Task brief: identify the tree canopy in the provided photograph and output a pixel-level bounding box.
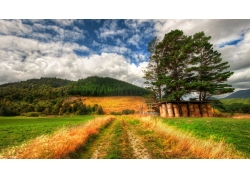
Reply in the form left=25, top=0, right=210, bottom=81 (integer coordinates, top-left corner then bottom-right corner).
left=144, top=30, right=234, bottom=101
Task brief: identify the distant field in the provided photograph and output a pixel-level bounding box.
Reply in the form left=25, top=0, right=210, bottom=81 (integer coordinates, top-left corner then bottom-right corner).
left=65, top=96, right=147, bottom=114
left=220, top=98, right=250, bottom=105
left=0, top=115, right=94, bottom=151
left=162, top=117, right=250, bottom=157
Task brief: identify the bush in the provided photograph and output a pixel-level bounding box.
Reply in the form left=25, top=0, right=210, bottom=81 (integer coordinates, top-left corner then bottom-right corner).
left=26, top=112, right=39, bottom=117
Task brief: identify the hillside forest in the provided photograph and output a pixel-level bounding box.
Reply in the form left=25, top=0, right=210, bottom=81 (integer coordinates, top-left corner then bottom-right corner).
left=0, top=76, right=150, bottom=116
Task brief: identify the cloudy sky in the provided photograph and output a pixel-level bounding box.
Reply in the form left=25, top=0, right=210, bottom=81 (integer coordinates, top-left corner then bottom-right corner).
left=0, top=19, right=250, bottom=96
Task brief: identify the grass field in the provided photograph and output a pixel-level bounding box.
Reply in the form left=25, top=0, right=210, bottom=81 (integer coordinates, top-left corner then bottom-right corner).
left=161, top=117, right=250, bottom=157
left=220, top=98, right=250, bottom=105
left=0, top=115, right=95, bottom=151
left=1, top=115, right=249, bottom=159
left=64, top=96, right=147, bottom=114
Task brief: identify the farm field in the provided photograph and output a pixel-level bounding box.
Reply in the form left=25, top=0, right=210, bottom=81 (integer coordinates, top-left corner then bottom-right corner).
left=0, top=115, right=249, bottom=159
left=64, top=96, right=147, bottom=114
left=0, top=115, right=95, bottom=151
left=162, top=117, right=250, bottom=157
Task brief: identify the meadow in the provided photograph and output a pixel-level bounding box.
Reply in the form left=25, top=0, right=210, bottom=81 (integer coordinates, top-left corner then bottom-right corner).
left=0, top=115, right=249, bottom=159
left=162, top=117, right=250, bottom=157
left=0, top=115, right=95, bottom=151
left=64, top=96, right=147, bottom=114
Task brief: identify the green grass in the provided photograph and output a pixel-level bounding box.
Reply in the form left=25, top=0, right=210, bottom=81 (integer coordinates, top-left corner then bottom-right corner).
left=0, top=115, right=95, bottom=151
left=162, top=117, right=250, bottom=157
left=221, top=98, right=250, bottom=105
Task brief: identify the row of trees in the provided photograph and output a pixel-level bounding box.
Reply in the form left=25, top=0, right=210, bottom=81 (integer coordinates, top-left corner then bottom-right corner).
left=0, top=99, right=104, bottom=116
left=68, top=76, right=150, bottom=96
left=144, top=30, right=234, bottom=101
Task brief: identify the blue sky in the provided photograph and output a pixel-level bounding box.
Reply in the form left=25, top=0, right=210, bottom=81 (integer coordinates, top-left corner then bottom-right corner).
left=0, top=19, right=250, bottom=98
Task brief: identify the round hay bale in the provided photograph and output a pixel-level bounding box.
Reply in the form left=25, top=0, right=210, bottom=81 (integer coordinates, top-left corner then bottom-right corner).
left=173, top=104, right=180, bottom=117
left=189, top=103, right=195, bottom=117
left=194, top=104, right=201, bottom=117
left=206, top=104, right=213, bottom=117
left=180, top=104, right=188, bottom=117
left=167, top=103, right=174, bottom=117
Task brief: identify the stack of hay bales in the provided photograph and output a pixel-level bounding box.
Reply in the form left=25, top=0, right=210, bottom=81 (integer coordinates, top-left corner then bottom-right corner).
left=167, top=103, right=174, bottom=117
left=206, top=104, right=213, bottom=117
left=180, top=104, right=188, bottom=117
left=201, top=104, right=209, bottom=117
left=173, top=104, right=180, bottom=117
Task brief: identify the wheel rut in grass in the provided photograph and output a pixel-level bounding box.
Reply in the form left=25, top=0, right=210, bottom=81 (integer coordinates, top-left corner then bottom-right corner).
left=90, top=119, right=118, bottom=159
left=122, top=118, right=151, bottom=159
left=125, top=128, right=151, bottom=159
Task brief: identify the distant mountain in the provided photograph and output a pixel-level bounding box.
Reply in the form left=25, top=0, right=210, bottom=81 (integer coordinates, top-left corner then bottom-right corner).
left=67, top=76, right=150, bottom=96
left=224, top=89, right=250, bottom=99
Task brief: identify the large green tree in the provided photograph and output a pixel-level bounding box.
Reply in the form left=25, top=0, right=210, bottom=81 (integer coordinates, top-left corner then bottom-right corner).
left=156, top=29, right=194, bottom=101
left=143, top=30, right=234, bottom=101
left=187, top=31, right=234, bottom=101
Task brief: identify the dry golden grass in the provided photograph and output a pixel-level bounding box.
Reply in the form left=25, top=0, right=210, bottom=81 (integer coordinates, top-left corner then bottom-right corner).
left=233, top=114, right=250, bottom=119
left=132, top=115, right=245, bottom=159
left=0, top=116, right=115, bottom=159
left=65, top=96, right=147, bottom=114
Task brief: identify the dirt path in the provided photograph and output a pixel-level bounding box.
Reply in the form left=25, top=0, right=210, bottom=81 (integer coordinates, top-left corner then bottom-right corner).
left=89, top=117, right=151, bottom=159
left=90, top=119, right=118, bottom=159
left=125, top=128, right=151, bottom=159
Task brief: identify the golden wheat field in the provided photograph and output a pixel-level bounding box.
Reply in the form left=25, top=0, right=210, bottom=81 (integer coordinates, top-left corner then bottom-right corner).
left=65, top=96, right=147, bottom=114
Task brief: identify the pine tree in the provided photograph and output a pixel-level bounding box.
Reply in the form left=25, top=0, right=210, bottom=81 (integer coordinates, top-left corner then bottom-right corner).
left=187, top=31, right=234, bottom=100
left=156, top=29, right=194, bottom=101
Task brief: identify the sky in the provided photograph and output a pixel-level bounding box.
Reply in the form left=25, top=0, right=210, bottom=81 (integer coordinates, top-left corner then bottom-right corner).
left=1, top=19, right=250, bottom=94
left=1, top=0, right=250, bottom=99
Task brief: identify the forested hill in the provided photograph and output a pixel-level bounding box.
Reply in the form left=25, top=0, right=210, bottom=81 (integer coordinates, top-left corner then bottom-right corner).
left=224, top=89, right=250, bottom=98
left=67, top=76, right=150, bottom=96
left=0, top=76, right=149, bottom=116
left=0, top=77, right=73, bottom=101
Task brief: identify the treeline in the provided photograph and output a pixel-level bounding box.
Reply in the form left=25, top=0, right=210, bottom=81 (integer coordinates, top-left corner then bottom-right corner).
left=67, top=76, right=150, bottom=96
left=0, top=77, right=71, bottom=102
left=0, top=99, right=104, bottom=116
left=110, top=109, right=135, bottom=115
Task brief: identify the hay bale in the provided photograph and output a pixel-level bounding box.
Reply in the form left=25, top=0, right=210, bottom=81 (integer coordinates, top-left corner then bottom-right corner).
left=180, top=104, right=188, bottom=117
left=189, top=103, right=195, bottom=117
left=194, top=104, right=201, bottom=117
left=167, top=103, right=174, bottom=117
left=206, top=104, right=213, bottom=117
left=201, top=104, right=208, bottom=117
left=162, top=103, right=167, bottom=117
left=173, top=104, right=180, bottom=117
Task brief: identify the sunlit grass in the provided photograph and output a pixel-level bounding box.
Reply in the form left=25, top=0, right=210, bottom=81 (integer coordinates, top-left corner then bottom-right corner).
left=65, top=96, right=147, bottom=114
left=0, top=116, right=114, bottom=159
left=131, top=115, right=245, bottom=159
left=0, top=115, right=95, bottom=151
left=161, top=117, right=250, bottom=157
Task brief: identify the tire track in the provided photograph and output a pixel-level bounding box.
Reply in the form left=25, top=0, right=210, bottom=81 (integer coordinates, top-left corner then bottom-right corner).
left=123, top=118, right=151, bottom=159
left=90, top=119, right=118, bottom=159
left=126, top=130, right=151, bottom=159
